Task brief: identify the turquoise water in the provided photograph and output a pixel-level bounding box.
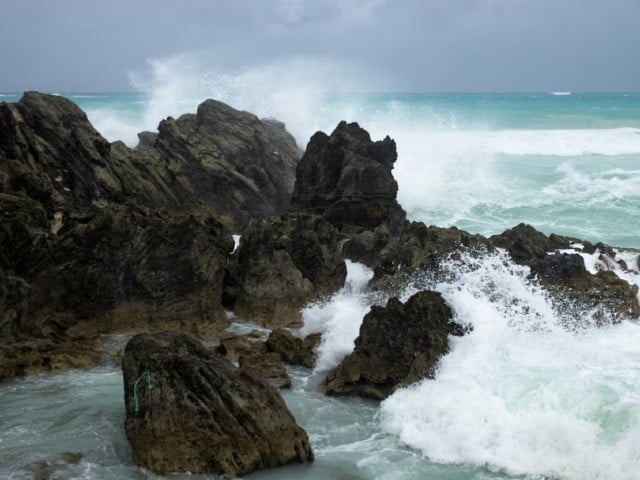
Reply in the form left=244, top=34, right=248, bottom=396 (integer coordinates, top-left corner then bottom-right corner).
left=2, top=91, right=640, bottom=479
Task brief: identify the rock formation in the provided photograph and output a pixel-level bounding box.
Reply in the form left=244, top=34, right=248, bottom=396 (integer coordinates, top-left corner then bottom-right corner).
left=291, top=121, right=406, bottom=236
left=0, top=92, right=300, bottom=379
left=324, top=290, right=466, bottom=400
left=228, top=212, right=347, bottom=327
left=122, top=331, right=313, bottom=476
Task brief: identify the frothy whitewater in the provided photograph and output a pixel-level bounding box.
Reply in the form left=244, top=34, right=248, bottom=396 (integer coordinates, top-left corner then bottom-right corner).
left=2, top=81, right=640, bottom=479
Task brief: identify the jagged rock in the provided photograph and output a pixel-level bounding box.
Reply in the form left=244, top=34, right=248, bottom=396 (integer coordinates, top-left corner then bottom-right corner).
left=150, top=99, right=300, bottom=232
left=229, top=212, right=347, bottom=327
left=239, top=351, right=292, bottom=389
left=123, top=331, right=313, bottom=476
left=266, top=328, right=321, bottom=368
left=324, top=290, right=465, bottom=400
left=371, top=221, right=493, bottom=291
left=491, top=223, right=640, bottom=321
left=291, top=121, right=406, bottom=235
left=342, top=224, right=392, bottom=268
left=215, top=334, right=268, bottom=363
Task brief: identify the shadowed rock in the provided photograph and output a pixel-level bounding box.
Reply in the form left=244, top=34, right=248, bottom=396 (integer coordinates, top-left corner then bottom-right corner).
left=229, top=212, right=347, bottom=327
left=123, top=331, right=313, bottom=476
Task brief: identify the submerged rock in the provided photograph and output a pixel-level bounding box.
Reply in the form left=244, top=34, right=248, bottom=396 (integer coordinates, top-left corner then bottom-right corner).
left=122, top=331, right=313, bottom=476
left=291, top=121, right=406, bottom=236
left=324, top=290, right=466, bottom=400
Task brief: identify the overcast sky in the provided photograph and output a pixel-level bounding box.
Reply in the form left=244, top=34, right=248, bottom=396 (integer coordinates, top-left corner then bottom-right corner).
left=1, top=0, right=639, bottom=93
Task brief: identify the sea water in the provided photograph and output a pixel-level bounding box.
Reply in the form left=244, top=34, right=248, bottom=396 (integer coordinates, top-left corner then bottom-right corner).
left=2, top=87, right=640, bottom=480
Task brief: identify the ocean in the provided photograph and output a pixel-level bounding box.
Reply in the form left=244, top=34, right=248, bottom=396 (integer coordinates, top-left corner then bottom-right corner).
left=1, top=91, right=640, bottom=479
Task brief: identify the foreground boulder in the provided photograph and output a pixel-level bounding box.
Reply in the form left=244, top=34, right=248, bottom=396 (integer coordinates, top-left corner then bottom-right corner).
left=291, top=121, right=406, bottom=236
left=123, top=331, right=313, bottom=476
left=324, top=291, right=466, bottom=400
left=227, top=212, right=347, bottom=327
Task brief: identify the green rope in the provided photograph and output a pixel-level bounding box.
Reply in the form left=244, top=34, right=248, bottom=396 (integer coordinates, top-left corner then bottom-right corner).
left=133, top=369, right=153, bottom=414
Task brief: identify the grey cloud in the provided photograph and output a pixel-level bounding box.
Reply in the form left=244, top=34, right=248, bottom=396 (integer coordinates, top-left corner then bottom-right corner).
left=0, top=0, right=638, bottom=92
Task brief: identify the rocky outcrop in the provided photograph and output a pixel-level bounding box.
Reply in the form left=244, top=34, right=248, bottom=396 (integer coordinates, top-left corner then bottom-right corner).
left=491, top=224, right=640, bottom=321
left=228, top=212, right=347, bottom=327
left=266, top=328, right=321, bottom=368
left=291, top=121, right=405, bottom=236
left=123, top=331, right=313, bottom=476
left=0, top=92, right=302, bottom=380
left=324, top=291, right=465, bottom=400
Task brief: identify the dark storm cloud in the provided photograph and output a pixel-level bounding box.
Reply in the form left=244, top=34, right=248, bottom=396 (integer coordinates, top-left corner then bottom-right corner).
left=1, top=0, right=639, bottom=92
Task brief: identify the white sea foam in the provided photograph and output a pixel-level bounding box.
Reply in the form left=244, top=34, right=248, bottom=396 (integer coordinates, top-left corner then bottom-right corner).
left=551, top=91, right=572, bottom=95
left=301, top=260, right=374, bottom=373
left=379, top=250, right=640, bottom=480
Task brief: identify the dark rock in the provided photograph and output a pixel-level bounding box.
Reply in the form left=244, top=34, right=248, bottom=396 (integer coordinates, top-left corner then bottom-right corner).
left=151, top=99, right=301, bottom=232
left=123, top=331, right=313, bottom=476
left=342, top=224, right=392, bottom=268
left=490, top=223, right=570, bottom=264
left=291, top=121, right=406, bottom=235
left=135, top=130, right=157, bottom=149
left=230, top=212, right=347, bottom=327
left=239, top=351, right=292, bottom=389
left=324, top=290, right=464, bottom=400
left=215, top=334, right=268, bottom=363
left=266, top=328, right=321, bottom=368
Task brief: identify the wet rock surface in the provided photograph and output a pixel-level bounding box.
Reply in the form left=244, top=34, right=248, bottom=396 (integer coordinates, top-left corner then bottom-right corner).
left=324, top=290, right=465, bottom=400
left=122, top=331, right=313, bottom=476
